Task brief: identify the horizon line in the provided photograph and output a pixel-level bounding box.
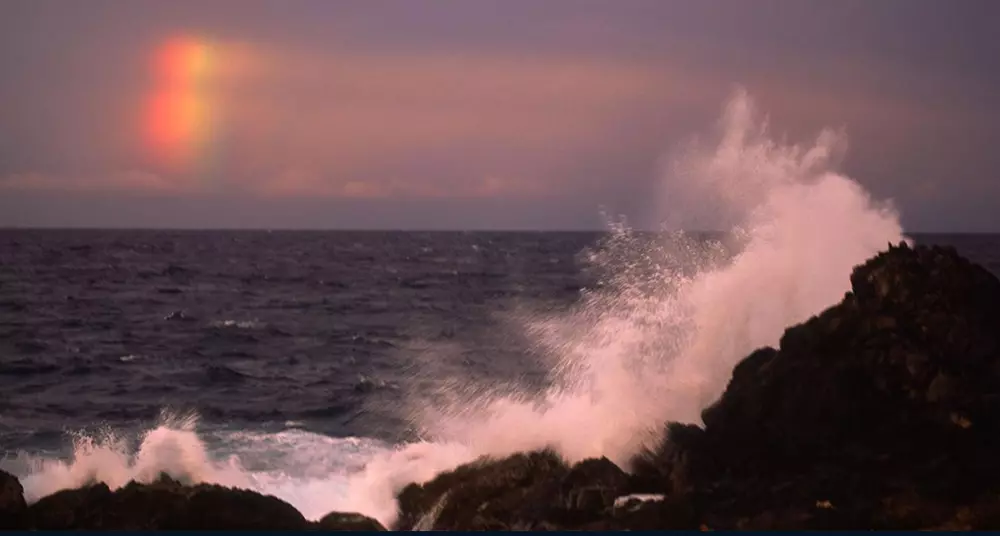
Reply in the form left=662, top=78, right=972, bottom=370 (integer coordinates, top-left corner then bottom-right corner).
left=0, top=226, right=995, bottom=236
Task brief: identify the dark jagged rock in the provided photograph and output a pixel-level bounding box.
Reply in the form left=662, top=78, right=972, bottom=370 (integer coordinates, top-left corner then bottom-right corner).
left=316, top=511, right=387, bottom=531
left=636, top=243, right=1000, bottom=529
left=25, top=473, right=308, bottom=530
left=558, top=457, right=629, bottom=513
left=395, top=450, right=568, bottom=530
left=25, top=483, right=114, bottom=530
left=11, top=471, right=385, bottom=530
left=9, top=470, right=388, bottom=531
left=0, top=470, right=27, bottom=529
left=396, top=450, right=645, bottom=530
left=629, top=422, right=708, bottom=495
left=395, top=449, right=698, bottom=531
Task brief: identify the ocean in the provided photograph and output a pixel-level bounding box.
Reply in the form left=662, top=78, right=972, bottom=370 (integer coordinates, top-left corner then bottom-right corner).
left=2, top=229, right=999, bottom=525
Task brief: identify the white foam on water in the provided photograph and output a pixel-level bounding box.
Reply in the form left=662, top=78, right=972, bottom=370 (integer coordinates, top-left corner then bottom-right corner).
left=613, top=493, right=666, bottom=510
left=15, top=413, right=251, bottom=503
left=9, top=412, right=475, bottom=528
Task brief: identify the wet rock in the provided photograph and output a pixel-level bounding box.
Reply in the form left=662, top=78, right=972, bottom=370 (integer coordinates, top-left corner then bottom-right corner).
left=26, top=474, right=308, bottom=530
left=396, top=449, right=651, bottom=530
left=316, top=511, right=387, bottom=531
left=27, top=483, right=114, bottom=530
left=560, top=457, right=629, bottom=510
left=632, top=243, right=1000, bottom=529
left=602, top=493, right=699, bottom=530
left=629, top=422, right=707, bottom=494
left=395, top=450, right=569, bottom=530
left=0, top=470, right=26, bottom=529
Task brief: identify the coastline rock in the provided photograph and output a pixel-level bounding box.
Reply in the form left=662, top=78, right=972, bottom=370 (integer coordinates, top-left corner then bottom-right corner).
left=9, top=471, right=385, bottom=531
left=0, top=470, right=26, bottom=529
left=395, top=450, right=568, bottom=530
left=639, top=243, right=1000, bottom=529
left=394, top=448, right=700, bottom=531
left=317, top=511, right=387, bottom=531
left=25, top=474, right=308, bottom=530
left=394, top=449, right=697, bottom=530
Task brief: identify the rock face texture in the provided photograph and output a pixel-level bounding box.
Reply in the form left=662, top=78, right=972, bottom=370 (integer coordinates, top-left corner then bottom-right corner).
left=395, top=452, right=636, bottom=530
left=8, top=243, right=1000, bottom=530
left=669, top=242, right=1000, bottom=530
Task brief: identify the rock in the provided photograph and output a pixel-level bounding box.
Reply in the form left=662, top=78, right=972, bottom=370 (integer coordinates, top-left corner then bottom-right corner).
left=603, top=492, right=699, bottom=530
left=395, top=450, right=569, bottom=530
left=629, top=422, right=707, bottom=494
left=396, top=449, right=668, bottom=530
left=27, top=483, right=114, bottom=530
left=26, top=474, right=308, bottom=530
left=613, top=493, right=665, bottom=512
left=560, top=457, right=629, bottom=512
left=316, top=511, right=387, bottom=531
left=0, top=470, right=26, bottom=529
left=631, top=244, right=1000, bottom=529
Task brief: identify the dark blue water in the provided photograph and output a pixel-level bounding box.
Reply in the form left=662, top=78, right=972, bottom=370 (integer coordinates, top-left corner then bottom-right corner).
left=2, top=230, right=998, bottom=455
left=0, top=230, right=606, bottom=453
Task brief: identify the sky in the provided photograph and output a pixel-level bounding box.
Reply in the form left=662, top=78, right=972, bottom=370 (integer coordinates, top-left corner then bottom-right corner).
left=0, top=0, right=998, bottom=231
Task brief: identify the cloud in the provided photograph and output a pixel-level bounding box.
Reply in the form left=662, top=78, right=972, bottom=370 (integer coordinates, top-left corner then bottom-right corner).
left=169, top=40, right=998, bottom=205
left=0, top=170, right=188, bottom=194
left=206, top=45, right=706, bottom=199
left=2, top=15, right=996, bottom=233
left=251, top=167, right=549, bottom=199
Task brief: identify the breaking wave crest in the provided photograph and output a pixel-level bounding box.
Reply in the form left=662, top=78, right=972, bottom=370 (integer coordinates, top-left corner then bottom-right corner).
left=8, top=89, right=904, bottom=528
left=401, top=88, right=903, bottom=469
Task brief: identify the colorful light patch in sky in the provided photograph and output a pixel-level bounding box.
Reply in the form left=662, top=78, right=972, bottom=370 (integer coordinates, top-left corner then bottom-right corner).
left=145, top=36, right=217, bottom=175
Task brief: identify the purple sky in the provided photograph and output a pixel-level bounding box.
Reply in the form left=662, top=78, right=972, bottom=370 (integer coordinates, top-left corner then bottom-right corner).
left=1, top=0, right=998, bottom=231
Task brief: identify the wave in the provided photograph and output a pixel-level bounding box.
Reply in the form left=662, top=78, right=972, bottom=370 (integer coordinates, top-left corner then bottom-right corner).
left=397, top=88, right=902, bottom=467
left=7, top=413, right=380, bottom=519
left=7, top=89, right=904, bottom=529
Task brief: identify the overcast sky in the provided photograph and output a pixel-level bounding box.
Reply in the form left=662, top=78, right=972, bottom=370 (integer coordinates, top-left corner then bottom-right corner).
left=1, top=0, right=998, bottom=231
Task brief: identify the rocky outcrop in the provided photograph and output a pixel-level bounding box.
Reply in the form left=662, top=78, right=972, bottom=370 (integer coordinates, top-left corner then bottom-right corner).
left=397, top=243, right=1000, bottom=530
left=395, top=451, right=636, bottom=530
left=23, top=474, right=309, bottom=530
left=671, top=242, right=1000, bottom=529
left=0, top=471, right=385, bottom=531
left=0, top=470, right=26, bottom=529
left=391, top=447, right=701, bottom=530
left=317, top=511, right=388, bottom=531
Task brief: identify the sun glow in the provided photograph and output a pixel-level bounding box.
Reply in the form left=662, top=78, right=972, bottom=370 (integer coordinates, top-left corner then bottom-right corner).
left=145, top=36, right=216, bottom=172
